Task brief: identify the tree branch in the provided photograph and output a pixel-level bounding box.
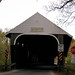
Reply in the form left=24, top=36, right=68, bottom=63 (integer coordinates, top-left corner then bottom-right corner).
left=59, top=0, right=73, bottom=9
left=0, top=0, right=2, bottom=2
left=44, top=0, right=75, bottom=26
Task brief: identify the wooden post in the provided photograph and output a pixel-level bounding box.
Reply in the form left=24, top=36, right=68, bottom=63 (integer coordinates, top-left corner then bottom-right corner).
left=58, top=35, right=65, bottom=66
left=5, top=50, right=8, bottom=71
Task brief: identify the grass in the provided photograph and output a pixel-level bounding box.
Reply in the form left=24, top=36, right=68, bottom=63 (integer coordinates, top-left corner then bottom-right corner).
left=60, top=63, right=75, bottom=75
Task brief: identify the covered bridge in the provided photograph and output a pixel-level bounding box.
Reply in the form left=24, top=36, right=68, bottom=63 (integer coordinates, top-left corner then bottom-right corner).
left=6, top=12, right=72, bottom=69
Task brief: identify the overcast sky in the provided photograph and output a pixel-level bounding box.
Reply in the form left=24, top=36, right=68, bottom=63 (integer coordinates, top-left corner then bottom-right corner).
left=0, top=0, right=75, bottom=39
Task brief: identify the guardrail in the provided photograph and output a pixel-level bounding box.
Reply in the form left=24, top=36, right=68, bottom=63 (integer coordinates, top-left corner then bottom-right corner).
left=0, top=64, right=75, bottom=75
left=0, top=63, right=16, bottom=71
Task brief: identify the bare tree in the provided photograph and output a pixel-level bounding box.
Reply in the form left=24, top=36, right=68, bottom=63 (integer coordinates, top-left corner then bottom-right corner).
left=44, top=0, right=75, bottom=26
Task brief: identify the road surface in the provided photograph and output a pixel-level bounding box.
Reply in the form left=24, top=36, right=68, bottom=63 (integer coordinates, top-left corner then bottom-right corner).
left=0, top=69, right=64, bottom=75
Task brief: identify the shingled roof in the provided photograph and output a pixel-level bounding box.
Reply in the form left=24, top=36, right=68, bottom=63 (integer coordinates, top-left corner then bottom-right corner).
left=6, top=12, right=72, bottom=37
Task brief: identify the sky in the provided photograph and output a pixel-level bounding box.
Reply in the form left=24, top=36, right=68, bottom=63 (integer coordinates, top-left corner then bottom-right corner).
left=0, top=0, right=75, bottom=39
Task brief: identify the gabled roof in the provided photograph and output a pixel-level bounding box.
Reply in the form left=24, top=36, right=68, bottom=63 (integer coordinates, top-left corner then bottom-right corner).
left=6, top=12, right=72, bottom=37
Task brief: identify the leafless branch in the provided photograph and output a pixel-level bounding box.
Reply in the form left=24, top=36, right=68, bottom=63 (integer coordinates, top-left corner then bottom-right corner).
left=44, top=0, right=75, bottom=26
left=59, top=0, right=73, bottom=9
left=0, top=0, right=2, bottom=2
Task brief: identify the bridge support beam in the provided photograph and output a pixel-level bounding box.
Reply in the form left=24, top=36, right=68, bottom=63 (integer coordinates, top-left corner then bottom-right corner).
left=58, top=35, right=65, bottom=66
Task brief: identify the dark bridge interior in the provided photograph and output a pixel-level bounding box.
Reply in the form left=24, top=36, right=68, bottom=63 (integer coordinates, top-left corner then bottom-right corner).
left=14, top=35, right=58, bottom=69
